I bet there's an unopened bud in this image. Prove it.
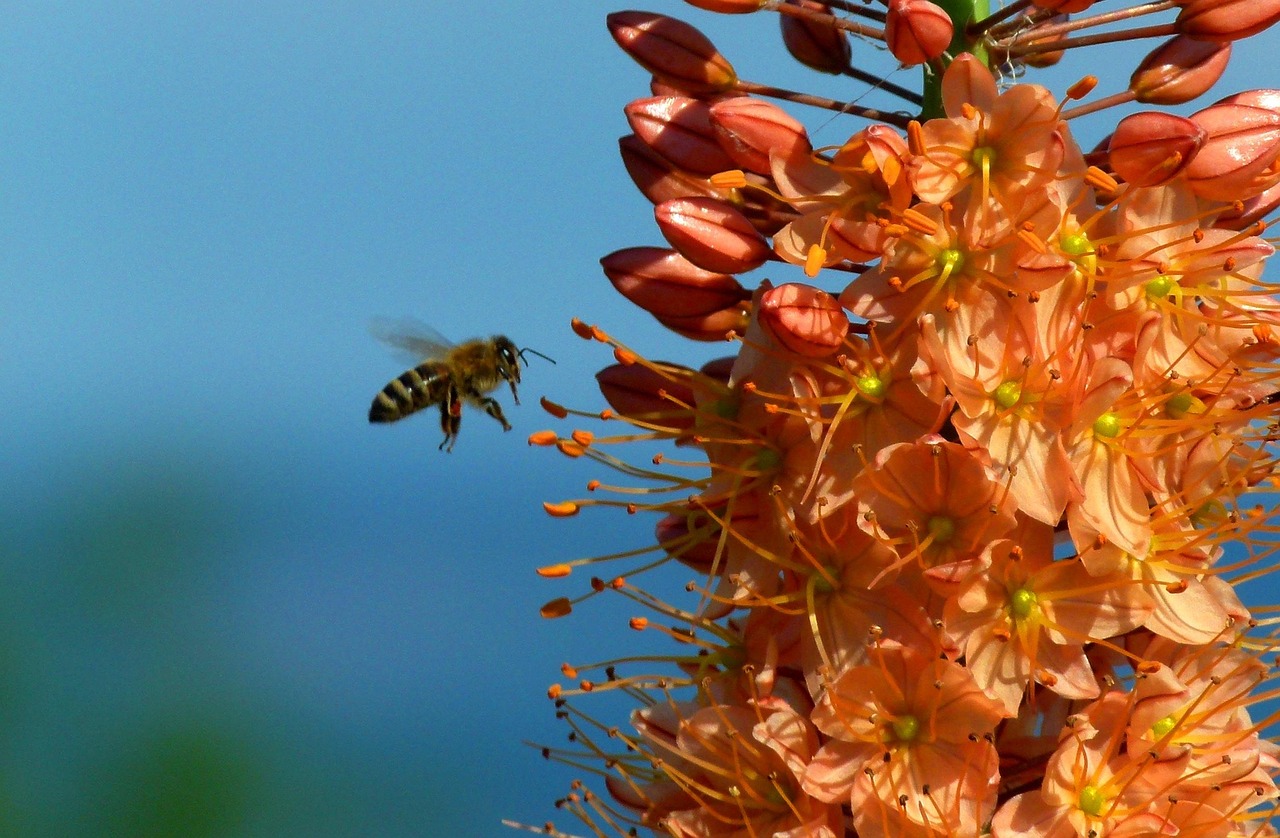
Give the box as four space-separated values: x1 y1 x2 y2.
654 197 772 273
1030 0 1093 10
758 283 849 356
607 11 738 94
602 246 749 318
1109 112 1205 187
596 363 697 429
655 304 750 341
684 0 765 11
1130 37 1231 105
1176 0 1280 42
1186 101 1280 201
656 512 720 570
884 0 953 67
625 96 738 175
619 134 722 205
709 97 811 175
1214 178 1280 230
779 0 852 75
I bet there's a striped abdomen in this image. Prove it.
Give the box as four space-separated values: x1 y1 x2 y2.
368 362 451 423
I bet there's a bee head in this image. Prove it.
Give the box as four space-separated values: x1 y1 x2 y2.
494 336 522 382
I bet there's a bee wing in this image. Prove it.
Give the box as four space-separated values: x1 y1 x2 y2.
369 317 455 364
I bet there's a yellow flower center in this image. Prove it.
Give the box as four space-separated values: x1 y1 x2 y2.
936 248 964 282
1010 587 1038 620
891 715 920 742
926 515 956 544
856 372 887 399
1151 714 1178 739
994 380 1023 409
1059 231 1092 257
1145 274 1176 300
1164 392 1204 419
1093 411 1122 438
971 145 996 172
1079 785 1105 817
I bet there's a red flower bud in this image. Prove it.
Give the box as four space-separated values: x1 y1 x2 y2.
654 197 772 274
1108 111 1205 187
619 134 722 205
625 96 738 175
607 11 738 94
684 0 764 12
884 0 953 67
1030 0 1093 11
601 246 749 318
1186 101 1280 201
1213 178 1280 230
1130 36 1231 105
779 0 852 75
1176 0 1280 42
700 356 737 383
708 97 811 175
596 363 697 430
758 283 849 356
655 304 751 341
655 511 720 570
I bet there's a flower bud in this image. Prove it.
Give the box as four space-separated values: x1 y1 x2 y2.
1213 179 1280 230
1017 17 1068 68
1176 0 1280 42
654 197 772 274
625 96 738 175
1130 36 1231 105
779 0 852 75
655 512 720 570
684 0 765 12
1108 112 1205 187
655 304 751 341
758 283 849 356
709 97 811 175
1030 0 1093 10
601 246 750 318
619 134 722 204
596 363 697 430
884 0 953 67
607 11 738 94
1185 101 1280 201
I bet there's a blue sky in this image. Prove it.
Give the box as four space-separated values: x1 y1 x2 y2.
1 3 1278 836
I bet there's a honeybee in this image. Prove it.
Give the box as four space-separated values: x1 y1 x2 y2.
368 322 546 452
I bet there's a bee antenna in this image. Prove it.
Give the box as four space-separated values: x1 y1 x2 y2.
519 347 556 366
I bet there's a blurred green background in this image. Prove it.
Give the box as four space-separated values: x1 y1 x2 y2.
2 3 1278 836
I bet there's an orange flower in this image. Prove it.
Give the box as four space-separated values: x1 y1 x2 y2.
804 645 1004 835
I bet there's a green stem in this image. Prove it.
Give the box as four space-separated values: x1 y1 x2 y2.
919 0 991 120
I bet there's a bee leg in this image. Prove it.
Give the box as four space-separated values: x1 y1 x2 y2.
437 384 462 452
477 397 512 432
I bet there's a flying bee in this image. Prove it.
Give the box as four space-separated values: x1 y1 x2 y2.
368 321 549 452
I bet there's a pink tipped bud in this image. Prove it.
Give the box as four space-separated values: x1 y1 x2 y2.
655 512 720 570
1176 0 1280 42
779 0 852 75
625 96 738 175
619 134 722 205
1030 0 1093 10
758 283 849 356
1108 112 1206 187
708 97 811 175
607 11 738 94
655 304 750 341
1214 179 1280 230
884 0 953 67
596 363 697 429
684 0 765 12
654 197 772 274
1185 101 1280 201
1130 36 1231 105
602 246 749 319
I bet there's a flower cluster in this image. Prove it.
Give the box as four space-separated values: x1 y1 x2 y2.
527 2 1280 837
